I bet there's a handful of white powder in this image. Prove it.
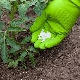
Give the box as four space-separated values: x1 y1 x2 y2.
38 29 51 42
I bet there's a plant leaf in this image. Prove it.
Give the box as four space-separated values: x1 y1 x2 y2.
10 20 25 27
10 45 21 53
28 46 39 53
28 52 36 66
0 34 4 44
0 10 2 16
24 23 32 29
33 1 46 16
21 35 31 44
1 40 8 63
18 2 30 19
6 37 21 53
18 51 27 61
8 60 18 68
7 27 25 32
9 0 16 1
0 22 5 31
20 0 26 2
0 0 11 10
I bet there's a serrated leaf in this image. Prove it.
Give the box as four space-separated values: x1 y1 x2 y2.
0 22 5 30
20 0 26 2
40 0 49 3
26 16 34 22
29 0 37 6
10 20 25 27
7 27 25 32
21 36 31 44
28 52 36 66
0 0 11 10
18 51 27 61
18 2 30 18
6 37 21 53
0 11 2 16
33 1 46 16
13 60 18 67
1 41 8 63
8 61 14 67
40 0 45 2
6 37 16 46
9 0 16 1
8 60 18 68
24 23 32 29
10 45 21 53
0 35 4 44
28 46 39 53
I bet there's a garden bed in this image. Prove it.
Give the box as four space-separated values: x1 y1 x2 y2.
0 18 80 80
0 1 80 80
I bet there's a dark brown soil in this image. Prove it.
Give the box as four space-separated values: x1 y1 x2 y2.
0 17 80 80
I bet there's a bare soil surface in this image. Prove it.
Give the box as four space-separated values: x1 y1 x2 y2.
0 17 80 80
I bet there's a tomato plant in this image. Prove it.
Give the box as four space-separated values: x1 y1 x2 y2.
0 0 50 68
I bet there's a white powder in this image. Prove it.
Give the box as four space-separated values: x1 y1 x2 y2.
38 29 51 42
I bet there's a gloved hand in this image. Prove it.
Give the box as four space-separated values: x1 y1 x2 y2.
30 0 80 49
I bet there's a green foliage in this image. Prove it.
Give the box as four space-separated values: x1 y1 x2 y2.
21 35 31 44
33 1 47 16
1 38 8 63
0 0 50 68
0 0 11 10
28 52 36 66
0 22 5 30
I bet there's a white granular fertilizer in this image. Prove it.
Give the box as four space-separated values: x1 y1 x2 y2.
38 29 51 42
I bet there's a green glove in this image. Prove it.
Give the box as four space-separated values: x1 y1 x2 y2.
30 0 80 49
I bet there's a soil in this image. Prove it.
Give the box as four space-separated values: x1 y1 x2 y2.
0 14 80 80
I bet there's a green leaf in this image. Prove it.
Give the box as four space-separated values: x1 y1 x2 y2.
24 23 32 29
28 46 39 53
21 35 31 44
28 52 36 66
0 10 2 16
18 51 27 61
6 37 16 47
0 22 5 31
26 16 34 22
6 37 21 53
9 0 16 1
8 60 18 68
40 0 44 2
10 20 25 27
8 60 14 68
1 41 8 63
13 60 18 67
7 27 25 32
0 0 11 10
0 34 4 44
29 0 37 6
10 45 21 53
20 0 26 2
18 2 30 18
33 1 46 16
